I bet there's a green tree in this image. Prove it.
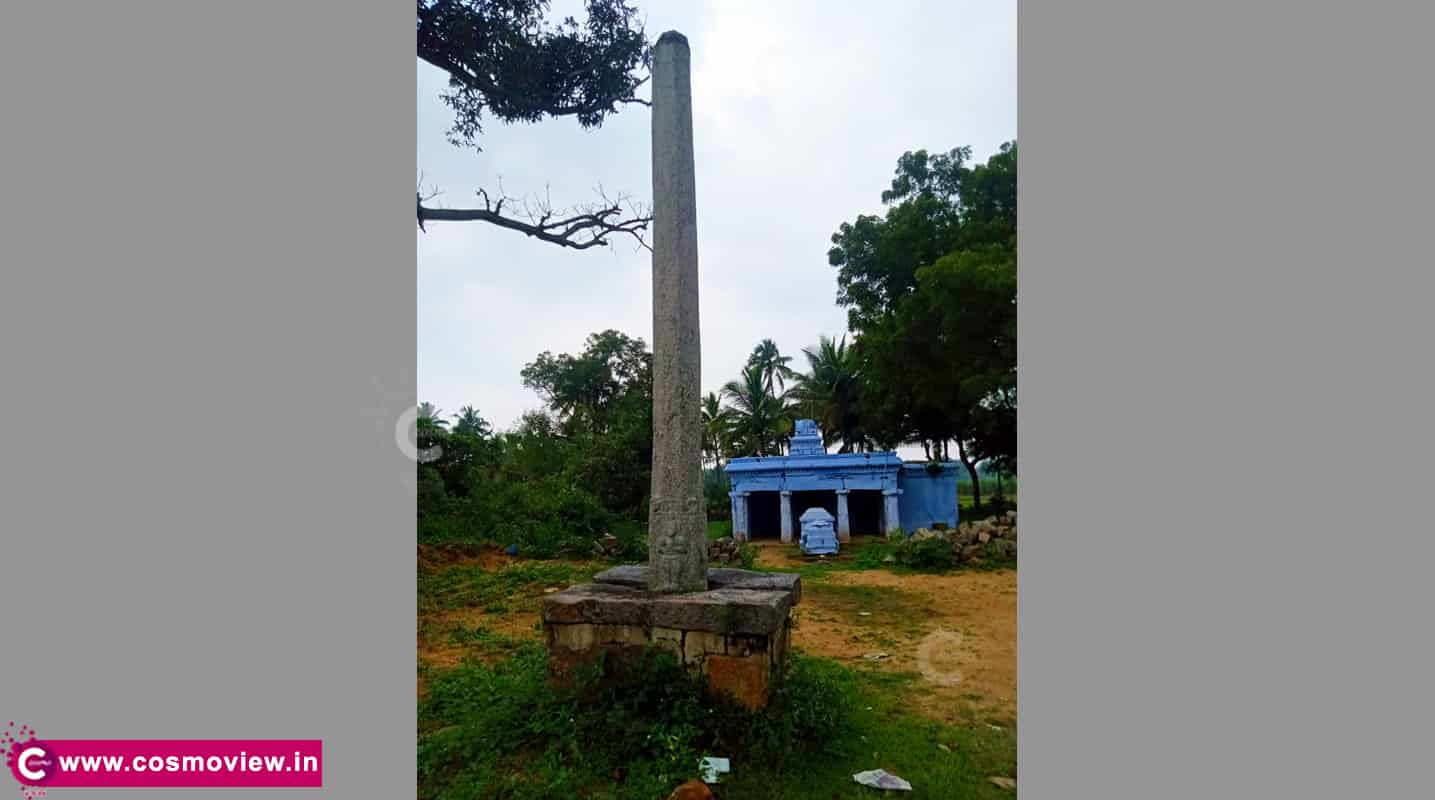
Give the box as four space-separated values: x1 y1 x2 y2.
417 402 448 432
520 329 652 436
745 338 797 395
790 335 868 453
452 404 492 437
415 0 655 248
721 364 789 457
701 391 731 467
829 143 1017 505
519 330 654 519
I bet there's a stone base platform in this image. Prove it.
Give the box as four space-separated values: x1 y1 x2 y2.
541 566 801 710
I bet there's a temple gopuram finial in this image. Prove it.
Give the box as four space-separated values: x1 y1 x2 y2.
789 418 826 456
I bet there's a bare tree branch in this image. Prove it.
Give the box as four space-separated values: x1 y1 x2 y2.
417 184 652 251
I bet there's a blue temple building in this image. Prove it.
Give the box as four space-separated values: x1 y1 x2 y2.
724 419 961 542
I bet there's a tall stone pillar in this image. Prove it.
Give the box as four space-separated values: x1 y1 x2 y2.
835 489 851 542
647 31 707 593
779 491 794 543
883 489 902 535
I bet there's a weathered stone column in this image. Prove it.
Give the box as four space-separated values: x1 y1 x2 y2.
835 489 851 542
883 489 902 535
733 492 749 541
647 31 707 593
779 491 794 543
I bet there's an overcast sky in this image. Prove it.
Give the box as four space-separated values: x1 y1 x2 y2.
417 0 1016 450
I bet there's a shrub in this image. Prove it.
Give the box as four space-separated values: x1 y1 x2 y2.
738 542 757 570
894 535 956 570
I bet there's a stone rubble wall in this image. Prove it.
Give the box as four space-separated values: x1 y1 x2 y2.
909 509 1017 565
707 536 744 565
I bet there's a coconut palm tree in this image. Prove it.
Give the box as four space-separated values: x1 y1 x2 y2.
700 392 731 467
745 338 797 396
721 364 788 457
416 402 448 433
790 335 868 453
451 405 492 437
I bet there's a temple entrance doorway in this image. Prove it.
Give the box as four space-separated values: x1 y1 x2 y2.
849 489 884 535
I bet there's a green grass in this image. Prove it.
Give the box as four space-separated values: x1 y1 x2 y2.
419 560 604 613
959 493 1017 519
748 536 1013 581
417 646 1015 800
707 519 734 540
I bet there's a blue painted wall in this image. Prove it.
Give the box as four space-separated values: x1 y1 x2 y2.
897 464 961 532
725 420 959 537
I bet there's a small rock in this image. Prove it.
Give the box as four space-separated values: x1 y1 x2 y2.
666 778 714 800
988 776 1016 791
543 587 559 594
863 652 890 661
978 532 991 544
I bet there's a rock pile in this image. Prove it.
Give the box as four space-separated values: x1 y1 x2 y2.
910 510 1017 565
708 536 744 565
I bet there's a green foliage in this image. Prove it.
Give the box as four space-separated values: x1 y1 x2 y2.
893 535 956 571
705 520 732 541
700 392 731 467
738 542 757 570
788 334 869 452
828 143 1018 483
721 363 790 456
416 0 650 147
418 648 853 800
702 467 730 520
419 331 655 557
746 338 798 395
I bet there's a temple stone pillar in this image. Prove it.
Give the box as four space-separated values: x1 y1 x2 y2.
779 491 794 543
835 489 851 542
647 30 706 592
883 488 902 535
543 31 798 712
730 491 749 542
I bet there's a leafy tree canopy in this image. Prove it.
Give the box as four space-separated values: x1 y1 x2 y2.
416 0 655 249
417 0 650 146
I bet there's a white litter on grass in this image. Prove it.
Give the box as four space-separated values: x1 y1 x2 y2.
858 611 873 616
853 769 912 791
863 652 890 661
699 757 730 784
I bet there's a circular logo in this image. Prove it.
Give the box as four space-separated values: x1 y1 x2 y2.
394 406 443 464
916 630 967 687
11 741 57 786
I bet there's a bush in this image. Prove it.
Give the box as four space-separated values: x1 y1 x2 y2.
894 535 956 570
417 474 614 558
737 542 757 570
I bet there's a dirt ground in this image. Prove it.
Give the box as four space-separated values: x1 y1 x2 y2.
753 541 1016 725
417 541 1016 725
